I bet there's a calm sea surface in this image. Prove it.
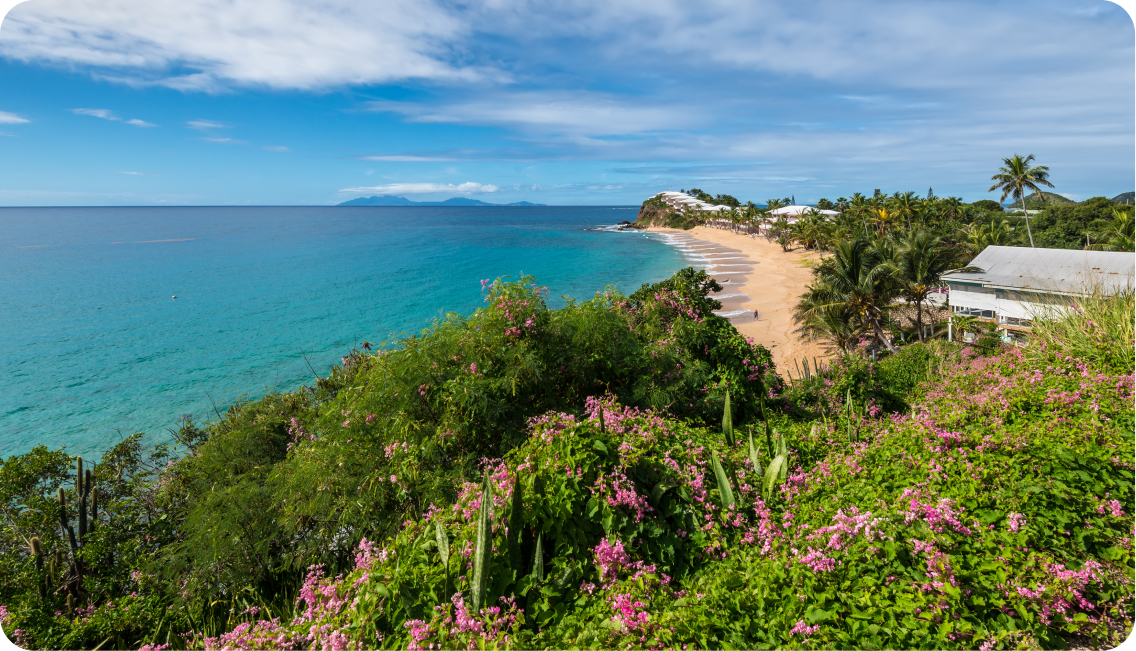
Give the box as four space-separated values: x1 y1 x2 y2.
1 206 687 457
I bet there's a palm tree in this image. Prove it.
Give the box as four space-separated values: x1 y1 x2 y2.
793 300 861 353
869 206 897 238
958 218 1019 256
1086 208 1136 251
989 154 1054 247
893 231 980 342
795 238 900 353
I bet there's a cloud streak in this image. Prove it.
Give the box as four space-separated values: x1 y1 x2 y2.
70 108 155 126
0 110 29 124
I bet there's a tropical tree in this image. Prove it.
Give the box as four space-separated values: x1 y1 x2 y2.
989 154 1055 247
893 231 980 342
794 238 901 353
1086 208 1136 251
958 218 1019 256
792 300 861 353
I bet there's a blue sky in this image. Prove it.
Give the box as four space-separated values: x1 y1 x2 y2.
0 0 1132 206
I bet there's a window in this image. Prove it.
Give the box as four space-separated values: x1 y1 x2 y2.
1000 316 1032 328
953 306 994 319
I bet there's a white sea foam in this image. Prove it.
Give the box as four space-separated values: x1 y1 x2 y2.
713 309 752 318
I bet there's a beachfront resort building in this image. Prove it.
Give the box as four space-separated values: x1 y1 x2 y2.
943 246 1135 345
654 192 734 214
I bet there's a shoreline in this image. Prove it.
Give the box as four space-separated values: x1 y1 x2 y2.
647 225 830 375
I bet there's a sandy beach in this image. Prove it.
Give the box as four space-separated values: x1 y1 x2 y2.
647 225 830 376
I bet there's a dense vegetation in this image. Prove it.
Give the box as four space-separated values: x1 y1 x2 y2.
1 262 1132 650
637 188 1135 252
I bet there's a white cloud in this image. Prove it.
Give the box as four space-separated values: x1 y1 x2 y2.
339 182 499 195
262 145 290 152
0 0 486 90
71 108 156 125
71 108 118 120
117 170 157 175
365 93 697 137
0 110 29 124
187 119 226 130
201 136 247 144
360 154 458 162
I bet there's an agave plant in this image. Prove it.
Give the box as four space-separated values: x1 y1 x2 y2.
435 521 451 599
470 472 494 614
710 450 736 510
763 432 790 499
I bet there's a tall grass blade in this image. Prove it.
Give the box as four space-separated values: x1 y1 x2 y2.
470 472 494 614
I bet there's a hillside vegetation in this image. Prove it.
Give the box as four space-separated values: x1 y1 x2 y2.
1 272 1133 650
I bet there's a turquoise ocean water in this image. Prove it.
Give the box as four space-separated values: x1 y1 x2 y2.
1 206 688 458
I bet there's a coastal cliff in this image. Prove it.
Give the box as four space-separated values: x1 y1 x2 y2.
635 195 702 229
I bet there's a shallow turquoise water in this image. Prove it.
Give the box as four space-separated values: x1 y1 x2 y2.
0 206 686 457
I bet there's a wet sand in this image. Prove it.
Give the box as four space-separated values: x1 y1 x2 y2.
647 225 831 376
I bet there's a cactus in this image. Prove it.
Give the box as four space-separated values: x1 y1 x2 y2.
90 486 98 532
721 389 734 448
710 450 735 510
78 459 88 541
470 472 494 615
31 537 47 601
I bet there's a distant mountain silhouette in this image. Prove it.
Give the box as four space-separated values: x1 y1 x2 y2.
338 195 545 207
1111 191 1134 205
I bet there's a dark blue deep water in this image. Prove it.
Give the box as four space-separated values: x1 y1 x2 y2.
0 206 687 457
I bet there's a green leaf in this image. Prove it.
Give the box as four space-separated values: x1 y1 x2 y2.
764 454 787 498
711 449 736 510
435 521 449 568
747 427 763 478
532 532 544 580
508 473 524 572
471 472 494 614
722 389 735 448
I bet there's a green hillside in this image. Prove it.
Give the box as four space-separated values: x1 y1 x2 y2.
1005 191 1075 210
1112 192 1134 205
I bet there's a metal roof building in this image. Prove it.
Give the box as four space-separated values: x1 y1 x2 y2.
942 246 1134 341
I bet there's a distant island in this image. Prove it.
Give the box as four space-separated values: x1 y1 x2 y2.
338 195 545 207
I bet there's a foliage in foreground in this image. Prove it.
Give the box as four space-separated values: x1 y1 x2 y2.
0 269 781 650
4 291 1130 649
86 328 1132 650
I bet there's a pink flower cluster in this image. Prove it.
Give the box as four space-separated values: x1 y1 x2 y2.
609 593 650 631
899 493 971 534
789 619 821 638
404 593 521 650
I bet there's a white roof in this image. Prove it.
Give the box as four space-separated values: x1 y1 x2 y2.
945 246 1135 295
768 205 839 216
655 192 736 212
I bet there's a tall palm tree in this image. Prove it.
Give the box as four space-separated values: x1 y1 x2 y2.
989 154 1054 247
893 231 980 342
1085 208 1136 252
795 238 901 353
